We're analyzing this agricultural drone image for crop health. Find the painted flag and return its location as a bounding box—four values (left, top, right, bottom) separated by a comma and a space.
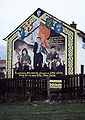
55, 23, 63, 34
25, 20, 32, 32
21, 27, 25, 37
38, 22, 50, 48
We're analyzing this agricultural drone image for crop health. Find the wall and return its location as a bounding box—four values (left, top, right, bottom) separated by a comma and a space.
77, 35, 85, 74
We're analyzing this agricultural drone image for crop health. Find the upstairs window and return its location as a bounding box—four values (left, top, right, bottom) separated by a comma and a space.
82, 38, 85, 49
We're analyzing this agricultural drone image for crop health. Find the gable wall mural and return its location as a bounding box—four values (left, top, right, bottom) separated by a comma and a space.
4, 8, 79, 89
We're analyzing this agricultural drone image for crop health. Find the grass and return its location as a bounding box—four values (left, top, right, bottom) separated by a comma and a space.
0, 101, 85, 120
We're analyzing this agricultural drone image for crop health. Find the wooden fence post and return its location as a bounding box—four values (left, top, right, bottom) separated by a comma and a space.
79, 74, 83, 100
47, 76, 50, 99
62, 75, 64, 101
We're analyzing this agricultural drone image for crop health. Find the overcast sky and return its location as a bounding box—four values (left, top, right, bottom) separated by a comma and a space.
0, 0, 85, 47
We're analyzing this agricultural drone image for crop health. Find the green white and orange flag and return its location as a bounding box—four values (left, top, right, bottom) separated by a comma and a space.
38, 22, 50, 48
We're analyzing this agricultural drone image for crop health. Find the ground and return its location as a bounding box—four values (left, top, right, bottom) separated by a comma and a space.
0, 101, 85, 120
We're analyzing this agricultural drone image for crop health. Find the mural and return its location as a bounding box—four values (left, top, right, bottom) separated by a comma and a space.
4, 8, 78, 88
14, 20, 65, 75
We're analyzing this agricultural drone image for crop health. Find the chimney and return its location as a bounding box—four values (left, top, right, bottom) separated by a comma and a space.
70, 21, 77, 29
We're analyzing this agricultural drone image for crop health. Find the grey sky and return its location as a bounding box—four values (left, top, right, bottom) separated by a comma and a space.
0, 0, 85, 46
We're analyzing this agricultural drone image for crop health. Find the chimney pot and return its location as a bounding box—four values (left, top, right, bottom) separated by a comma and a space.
70, 21, 77, 29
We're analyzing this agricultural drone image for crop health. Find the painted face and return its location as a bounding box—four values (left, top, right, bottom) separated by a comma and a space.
51, 48, 56, 53
23, 50, 26, 55
15, 63, 19, 68
37, 38, 41, 43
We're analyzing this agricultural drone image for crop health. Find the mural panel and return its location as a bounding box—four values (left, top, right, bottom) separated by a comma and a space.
13, 20, 65, 78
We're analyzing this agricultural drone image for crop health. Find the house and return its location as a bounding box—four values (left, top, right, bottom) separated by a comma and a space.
0, 59, 6, 75
76, 29, 85, 74
3, 8, 85, 80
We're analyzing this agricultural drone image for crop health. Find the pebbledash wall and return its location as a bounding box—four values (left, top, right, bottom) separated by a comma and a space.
3, 8, 85, 80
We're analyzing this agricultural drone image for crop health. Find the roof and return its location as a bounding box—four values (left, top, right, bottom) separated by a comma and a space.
3, 8, 82, 41
78, 30, 85, 39
0, 60, 6, 64
0, 60, 6, 68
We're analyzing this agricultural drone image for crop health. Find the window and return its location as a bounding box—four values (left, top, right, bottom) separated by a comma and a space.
81, 65, 84, 74
82, 38, 85, 49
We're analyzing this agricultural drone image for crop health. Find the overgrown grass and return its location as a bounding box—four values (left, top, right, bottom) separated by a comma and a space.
0, 101, 85, 120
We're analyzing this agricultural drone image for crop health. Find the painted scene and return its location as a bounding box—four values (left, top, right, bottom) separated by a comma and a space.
13, 20, 65, 74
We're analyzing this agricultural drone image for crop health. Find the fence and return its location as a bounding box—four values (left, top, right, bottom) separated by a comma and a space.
61, 74, 85, 100
0, 77, 48, 101
0, 74, 85, 101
